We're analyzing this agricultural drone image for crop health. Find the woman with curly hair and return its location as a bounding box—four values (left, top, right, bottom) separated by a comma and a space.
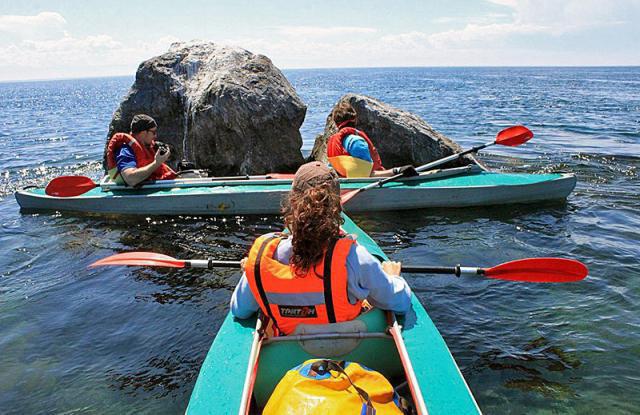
230, 162, 412, 335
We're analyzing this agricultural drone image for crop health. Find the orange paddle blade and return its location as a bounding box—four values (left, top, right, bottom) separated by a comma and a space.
89, 252, 186, 268
45, 176, 97, 197
495, 125, 534, 147
485, 258, 588, 283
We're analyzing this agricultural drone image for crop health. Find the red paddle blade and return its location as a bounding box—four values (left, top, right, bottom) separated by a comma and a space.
485, 258, 588, 283
340, 189, 359, 205
495, 125, 534, 147
89, 252, 186, 268
45, 175, 97, 197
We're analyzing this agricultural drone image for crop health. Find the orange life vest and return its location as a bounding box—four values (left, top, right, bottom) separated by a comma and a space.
327, 127, 385, 177
244, 234, 362, 336
105, 132, 176, 182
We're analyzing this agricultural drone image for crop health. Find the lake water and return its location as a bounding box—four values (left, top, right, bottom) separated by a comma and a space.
1, 67, 639, 414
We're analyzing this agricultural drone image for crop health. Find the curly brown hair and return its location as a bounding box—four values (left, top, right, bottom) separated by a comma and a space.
332, 101, 357, 128
282, 180, 343, 277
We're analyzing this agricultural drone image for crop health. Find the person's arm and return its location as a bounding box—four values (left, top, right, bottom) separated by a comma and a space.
370, 168, 395, 177
230, 274, 260, 319
120, 148, 171, 186
346, 244, 412, 314
371, 165, 418, 178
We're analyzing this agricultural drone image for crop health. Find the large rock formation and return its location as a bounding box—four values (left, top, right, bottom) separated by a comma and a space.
310, 94, 475, 169
105, 42, 306, 175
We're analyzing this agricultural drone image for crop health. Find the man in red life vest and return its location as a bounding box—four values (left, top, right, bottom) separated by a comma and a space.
105, 114, 176, 186
327, 102, 415, 178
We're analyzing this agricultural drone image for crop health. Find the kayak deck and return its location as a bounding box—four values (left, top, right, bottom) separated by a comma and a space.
185, 215, 481, 414
15, 168, 576, 216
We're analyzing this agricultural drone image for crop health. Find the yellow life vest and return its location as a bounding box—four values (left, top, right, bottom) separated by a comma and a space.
264, 359, 407, 415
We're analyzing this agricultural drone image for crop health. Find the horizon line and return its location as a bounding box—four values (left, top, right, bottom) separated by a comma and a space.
1, 64, 638, 84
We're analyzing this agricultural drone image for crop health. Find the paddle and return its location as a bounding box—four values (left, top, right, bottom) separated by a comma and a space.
45, 175, 98, 197
89, 252, 587, 283
340, 125, 534, 205
44, 172, 297, 198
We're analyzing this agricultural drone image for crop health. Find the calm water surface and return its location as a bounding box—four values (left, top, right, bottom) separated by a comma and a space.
0, 67, 639, 414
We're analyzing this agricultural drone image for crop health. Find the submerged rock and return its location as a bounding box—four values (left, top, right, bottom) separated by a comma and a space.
310, 94, 476, 168
105, 42, 306, 175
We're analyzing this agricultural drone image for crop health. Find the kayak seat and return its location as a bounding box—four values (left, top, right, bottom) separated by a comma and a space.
291, 317, 369, 356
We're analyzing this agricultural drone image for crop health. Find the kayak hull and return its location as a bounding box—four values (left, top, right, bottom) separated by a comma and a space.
15, 168, 576, 216
186, 215, 481, 415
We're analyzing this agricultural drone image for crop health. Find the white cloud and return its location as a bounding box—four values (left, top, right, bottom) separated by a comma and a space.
0, 12, 180, 79
390, 0, 638, 50
427, 22, 548, 49
273, 25, 377, 38
1, 34, 180, 67
492, 0, 635, 32
0, 12, 67, 41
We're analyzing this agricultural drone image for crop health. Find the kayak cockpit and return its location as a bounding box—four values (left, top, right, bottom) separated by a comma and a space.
243, 308, 425, 414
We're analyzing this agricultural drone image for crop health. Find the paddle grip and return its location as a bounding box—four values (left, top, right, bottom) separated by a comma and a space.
401, 265, 484, 276
185, 259, 242, 269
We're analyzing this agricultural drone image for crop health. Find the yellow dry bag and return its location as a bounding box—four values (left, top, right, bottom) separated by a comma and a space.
263, 359, 407, 415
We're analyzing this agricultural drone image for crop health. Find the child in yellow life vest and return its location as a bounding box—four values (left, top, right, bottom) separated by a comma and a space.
327, 101, 407, 178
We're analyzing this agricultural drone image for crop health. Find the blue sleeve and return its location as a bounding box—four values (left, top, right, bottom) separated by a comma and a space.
116, 145, 137, 172
230, 274, 260, 319
343, 134, 373, 163
346, 244, 412, 314
230, 233, 281, 319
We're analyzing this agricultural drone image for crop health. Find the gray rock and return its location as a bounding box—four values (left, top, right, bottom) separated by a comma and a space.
105, 42, 306, 175
310, 94, 476, 169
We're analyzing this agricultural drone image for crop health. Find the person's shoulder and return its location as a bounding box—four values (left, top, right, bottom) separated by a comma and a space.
117, 143, 134, 155
343, 133, 366, 144
342, 135, 373, 163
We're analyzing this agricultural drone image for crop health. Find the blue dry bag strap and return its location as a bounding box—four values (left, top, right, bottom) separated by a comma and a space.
253, 236, 281, 334
322, 239, 339, 324
310, 360, 376, 415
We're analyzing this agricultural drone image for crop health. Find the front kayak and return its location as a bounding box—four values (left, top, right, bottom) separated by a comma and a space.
186, 214, 481, 414
15, 165, 576, 216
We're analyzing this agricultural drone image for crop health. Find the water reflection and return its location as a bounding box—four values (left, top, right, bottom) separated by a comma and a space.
475, 337, 582, 398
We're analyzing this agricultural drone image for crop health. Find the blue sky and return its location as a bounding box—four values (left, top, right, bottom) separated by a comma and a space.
0, 0, 638, 81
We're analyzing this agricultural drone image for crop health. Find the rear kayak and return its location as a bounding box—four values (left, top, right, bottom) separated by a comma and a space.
186, 214, 481, 414
15, 165, 576, 216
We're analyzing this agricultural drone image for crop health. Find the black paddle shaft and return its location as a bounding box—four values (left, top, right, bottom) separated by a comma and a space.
182, 259, 489, 277
374, 142, 491, 189
401, 265, 486, 277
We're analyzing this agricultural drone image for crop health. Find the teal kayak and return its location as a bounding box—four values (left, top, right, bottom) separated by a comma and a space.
186, 214, 481, 414
15, 165, 575, 216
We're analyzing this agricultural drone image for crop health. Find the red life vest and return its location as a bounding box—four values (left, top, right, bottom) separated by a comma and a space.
327, 127, 385, 177
244, 234, 362, 336
105, 132, 176, 182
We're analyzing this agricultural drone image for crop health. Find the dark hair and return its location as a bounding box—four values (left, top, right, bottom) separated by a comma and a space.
282, 181, 343, 277
331, 101, 357, 128
130, 114, 157, 134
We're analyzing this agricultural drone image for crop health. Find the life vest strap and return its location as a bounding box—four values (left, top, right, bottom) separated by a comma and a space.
309, 360, 375, 413
253, 236, 281, 334
322, 239, 339, 324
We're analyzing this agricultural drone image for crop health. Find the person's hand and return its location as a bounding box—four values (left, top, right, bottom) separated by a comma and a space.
240, 257, 248, 271
392, 165, 419, 177
382, 261, 401, 276
155, 147, 170, 164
